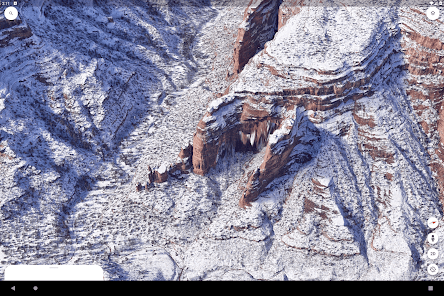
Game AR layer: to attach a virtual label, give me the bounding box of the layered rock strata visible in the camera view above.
[192,4,405,208]
[142,0,305,188]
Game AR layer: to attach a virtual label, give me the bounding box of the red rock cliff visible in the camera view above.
[233,0,281,75]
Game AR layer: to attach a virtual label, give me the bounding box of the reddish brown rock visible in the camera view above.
[193,124,242,176]
[278,0,302,30]
[153,170,168,183]
[171,158,192,174]
[239,107,318,208]
[303,198,318,214]
[353,113,376,129]
[178,143,193,159]
[232,0,281,74]
[358,142,395,164]
[145,144,194,185]
[192,94,284,176]
[146,165,168,183]
[239,134,302,207]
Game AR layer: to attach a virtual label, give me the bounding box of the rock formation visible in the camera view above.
[192,0,408,208]
[232,0,281,75]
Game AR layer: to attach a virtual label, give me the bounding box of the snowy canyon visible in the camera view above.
[0,0,443,280]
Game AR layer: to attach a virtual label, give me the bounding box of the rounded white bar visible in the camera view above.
[4,265,103,281]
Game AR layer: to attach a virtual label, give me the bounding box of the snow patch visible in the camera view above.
[332,216,345,226]
[391,184,403,208]
[250,131,256,146]
[317,177,331,187]
[207,95,236,114]
[0,98,4,112]
[269,109,296,145]
[158,163,167,174]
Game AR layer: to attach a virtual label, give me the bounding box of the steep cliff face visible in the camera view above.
[239,107,319,208]
[231,0,304,77]
[232,0,281,75]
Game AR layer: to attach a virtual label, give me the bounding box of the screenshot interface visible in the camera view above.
[0,0,443,286]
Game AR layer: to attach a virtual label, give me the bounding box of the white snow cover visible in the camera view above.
[158,163,167,174]
[268,108,296,146]
[206,95,237,114]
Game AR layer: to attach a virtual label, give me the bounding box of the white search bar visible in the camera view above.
[4,265,104,281]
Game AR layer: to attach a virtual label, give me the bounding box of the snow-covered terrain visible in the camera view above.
[1,0,444,280]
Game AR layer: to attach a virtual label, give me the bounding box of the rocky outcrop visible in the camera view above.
[192,94,283,176]
[172,143,194,173]
[143,143,193,186]
[277,0,302,29]
[239,107,318,207]
[147,165,168,183]
[232,0,281,75]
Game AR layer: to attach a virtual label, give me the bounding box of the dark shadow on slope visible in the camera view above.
[330,137,370,264]
[24,0,216,152]
[0,117,89,263]
[101,260,132,281]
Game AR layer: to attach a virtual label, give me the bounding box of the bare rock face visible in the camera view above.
[178,143,193,159]
[144,143,193,184]
[238,106,319,207]
[154,169,168,183]
[232,0,281,75]
[147,164,168,183]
